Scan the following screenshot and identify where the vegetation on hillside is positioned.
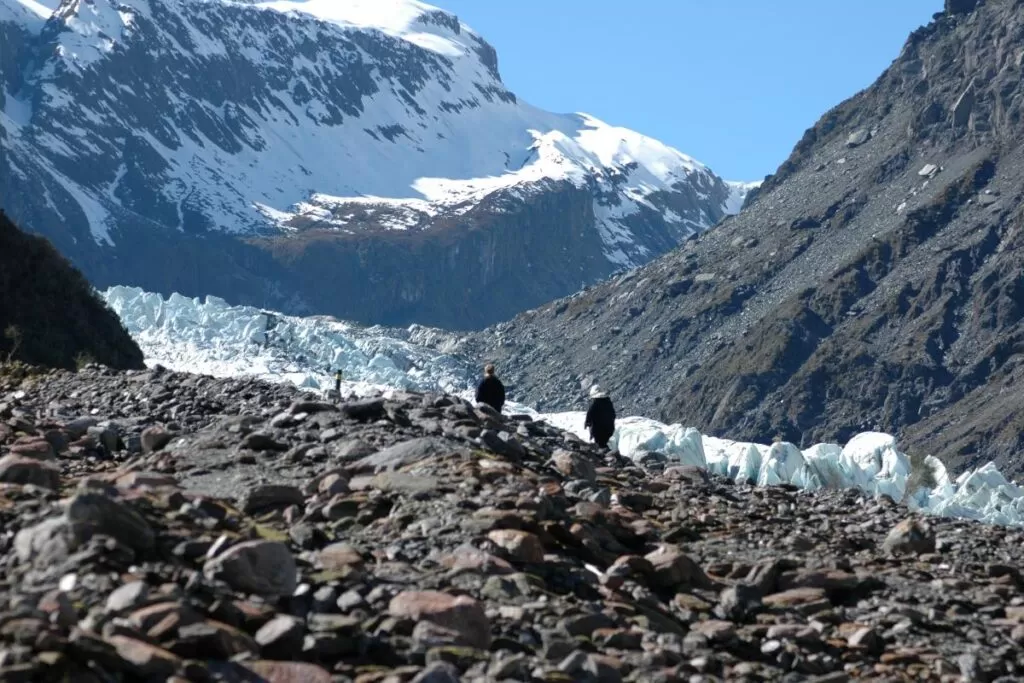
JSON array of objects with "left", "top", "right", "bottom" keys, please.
[{"left": 0, "top": 210, "right": 144, "bottom": 370}]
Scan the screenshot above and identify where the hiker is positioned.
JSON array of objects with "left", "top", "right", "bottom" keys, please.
[
  {"left": 475, "top": 364, "right": 506, "bottom": 413},
  {"left": 584, "top": 384, "right": 616, "bottom": 449},
  {"left": 333, "top": 369, "right": 343, "bottom": 395}
]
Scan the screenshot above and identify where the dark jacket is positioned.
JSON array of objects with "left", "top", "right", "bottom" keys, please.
[
  {"left": 476, "top": 375, "right": 506, "bottom": 412},
  {"left": 585, "top": 396, "right": 616, "bottom": 442}
]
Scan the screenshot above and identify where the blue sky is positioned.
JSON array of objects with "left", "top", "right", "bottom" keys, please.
[{"left": 438, "top": 0, "right": 943, "bottom": 182}]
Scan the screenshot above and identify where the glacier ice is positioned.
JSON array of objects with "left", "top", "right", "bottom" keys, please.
[
  {"left": 105, "top": 285, "right": 1024, "bottom": 530},
  {"left": 103, "top": 286, "right": 479, "bottom": 397}
]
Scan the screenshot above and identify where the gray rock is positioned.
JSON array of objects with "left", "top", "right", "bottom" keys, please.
[
  {"left": 66, "top": 492, "right": 156, "bottom": 552},
  {"left": 203, "top": 540, "right": 298, "bottom": 596},
  {"left": 352, "top": 438, "right": 447, "bottom": 473}
]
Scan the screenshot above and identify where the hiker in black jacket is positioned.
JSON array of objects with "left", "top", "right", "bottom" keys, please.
[
  {"left": 585, "top": 385, "right": 616, "bottom": 449},
  {"left": 475, "top": 364, "right": 506, "bottom": 413}
]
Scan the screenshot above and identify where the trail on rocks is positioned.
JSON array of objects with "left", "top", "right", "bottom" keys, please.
[{"left": 1, "top": 365, "right": 1023, "bottom": 682}]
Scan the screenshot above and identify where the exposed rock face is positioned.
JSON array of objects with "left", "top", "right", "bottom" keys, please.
[
  {"left": 0, "top": 365, "right": 1023, "bottom": 680},
  {"left": 456, "top": 0, "right": 1024, "bottom": 474},
  {"left": 0, "top": 210, "right": 144, "bottom": 370},
  {"left": 0, "top": 0, "right": 737, "bottom": 329}
]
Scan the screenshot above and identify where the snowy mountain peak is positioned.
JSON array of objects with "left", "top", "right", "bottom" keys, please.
[
  {"left": 2, "top": 0, "right": 742, "bottom": 327},
  {"left": 252, "top": 0, "right": 482, "bottom": 62}
]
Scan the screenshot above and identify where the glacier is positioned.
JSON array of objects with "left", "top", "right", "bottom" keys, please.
[{"left": 103, "top": 285, "right": 1024, "bottom": 529}]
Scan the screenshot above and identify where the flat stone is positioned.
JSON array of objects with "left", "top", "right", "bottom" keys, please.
[
  {"left": 352, "top": 437, "right": 446, "bottom": 473},
  {"left": 318, "top": 542, "right": 364, "bottom": 570},
  {"left": 256, "top": 615, "right": 305, "bottom": 659},
  {"left": 763, "top": 587, "right": 828, "bottom": 608}
]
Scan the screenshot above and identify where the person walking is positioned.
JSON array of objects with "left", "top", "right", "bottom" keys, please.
[
  {"left": 333, "top": 369, "right": 343, "bottom": 396},
  {"left": 475, "top": 364, "right": 506, "bottom": 413},
  {"left": 584, "top": 384, "right": 616, "bottom": 449}
]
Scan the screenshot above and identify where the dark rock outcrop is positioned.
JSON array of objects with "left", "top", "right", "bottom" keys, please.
[
  {"left": 456, "top": 0, "right": 1024, "bottom": 475},
  {"left": 0, "top": 210, "right": 144, "bottom": 370}
]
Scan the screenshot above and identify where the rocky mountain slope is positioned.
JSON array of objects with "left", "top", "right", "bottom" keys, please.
[
  {"left": 0, "top": 0, "right": 742, "bottom": 329},
  {"left": 2, "top": 365, "right": 1023, "bottom": 682},
  {"left": 0, "top": 210, "right": 143, "bottom": 370},
  {"left": 456, "top": 0, "right": 1024, "bottom": 475}
]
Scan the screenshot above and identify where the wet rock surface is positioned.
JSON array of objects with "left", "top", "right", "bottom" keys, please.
[{"left": 0, "top": 365, "right": 1023, "bottom": 681}]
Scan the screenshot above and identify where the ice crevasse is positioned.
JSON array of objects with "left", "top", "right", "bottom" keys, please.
[{"left": 533, "top": 412, "right": 1024, "bottom": 528}]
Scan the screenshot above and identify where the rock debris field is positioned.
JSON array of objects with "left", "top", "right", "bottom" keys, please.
[{"left": 1, "top": 365, "right": 1023, "bottom": 682}]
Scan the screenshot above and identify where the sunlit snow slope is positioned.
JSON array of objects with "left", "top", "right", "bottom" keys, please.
[{"left": 105, "top": 286, "right": 1024, "bottom": 529}]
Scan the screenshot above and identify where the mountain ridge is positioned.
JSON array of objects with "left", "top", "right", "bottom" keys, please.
[{"left": 0, "top": 0, "right": 746, "bottom": 328}]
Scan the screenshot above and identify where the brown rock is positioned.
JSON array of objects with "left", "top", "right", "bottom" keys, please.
[
  {"left": 440, "top": 546, "right": 515, "bottom": 575},
  {"left": 389, "top": 591, "right": 491, "bottom": 650},
  {"left": 9, "top": 437, "right": 55, "bottom": 461},
  {"left": 141, "top": 425, "right": 174, "bottom": 454},
  {"left": 763, "top": 587, "right": 828, "bottom": 608},
  {"left": 106, "top": 635, "right": 182, "bottom": 679},
  {"left": 882, "top": 518, "right": 936, "bottom": 556},
  {"left": 318, "top": 542, "right": 364, "bottom": 570},
  {"left": 244, "top": 661, "right": 333, "bottom": 683},
  {"left": 0, "top": 455, "right": 60, "bottom": 489},
  {"left": 115, "top": 471, "right": 179, "bottom": 489},
  {"left": 551, "top": 449, "right": 597, "bottom": 483},
  {"left": 487, "top": 529, "right": 545, "bottom": 563},
  {"left": 644, "top": 544, "right": 711, "bottom": 590}
]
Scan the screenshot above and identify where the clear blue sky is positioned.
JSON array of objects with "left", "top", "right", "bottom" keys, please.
[{"left": 438, "top": 0, "right": 943, "bottom": 181}]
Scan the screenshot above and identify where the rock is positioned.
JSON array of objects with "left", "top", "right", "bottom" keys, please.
[
  {"left": 255, "top": 615, "right": 305, "bottom": 659},
  {"left": 341, "top": 398, "right": 386, "bottom": 422},
  {"left": 846, "top": 129, "right": 870, "bottom": 147},
  {"left": 13, "top": 517, "right": 72, "bottom": 565},
  {"left": 487, "top": 529, "right": 545, "bottom": 563},
  {"left": 945, "top": 0, "right": 980, "bottom": 15},
  {"left": 389, "top": 591, "right": 491, "bottom": 650},
  {"left": 318, "top": 542, "right": 364, "bottom": 571},
  {"left": 551, "top": 449, "right": 597, "bottom": 483},
  {"left": 716, "top": 584, "right": 762, "bottom": 621},
  {"left": 0, "top": 455, "right": 60, "bottom": 489},
  {"left": 244, "top": 661, "right": 333, "bottom": 683},
  {"left": 66, "top": 492, "right": 156, "bottom": 552},
  {"left": 141, "top": 425, "right": 173, "bottom": 453},
  {"left": 105, "top": 581, "right": 150, "bottom": 612},
  {"left": 644, "top": 544, "right": 711, "bottom": 590},
  {"left": 9, "top": 437, "right": 55, "bottom": 460},
  {"left": 847, "top": 626, "right": 882, "bottom": 653},
  {"left": 204, "top": 541, "right": 297, "bottom": 596},
  {"left": 241, "top": 484, "right": 304, "bottom": 514},
  {"left": 763, "top": 587, "right": 827, "bottom": 608},
  {"left": 241, "top": 432, "right": 288, "bottom": 451},
  {"left": 352, "top": 437, "right": 446, "bottom": 473},
  {"left": 106, "top": 635, "right": 182, "bottom": 679},
  {"left": 882, "top": 518, "right": 936, "bottom": 555},
  {"left": 411, "top": 662, "right": 462, "bottom": 683}
]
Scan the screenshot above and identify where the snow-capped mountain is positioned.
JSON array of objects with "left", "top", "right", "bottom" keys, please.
[
  {"left": 104, "top": 284, "right": 1024, "bottom": 529},
  {"left": 0, "top": 0, "right": 745, "bottom": 328}
]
